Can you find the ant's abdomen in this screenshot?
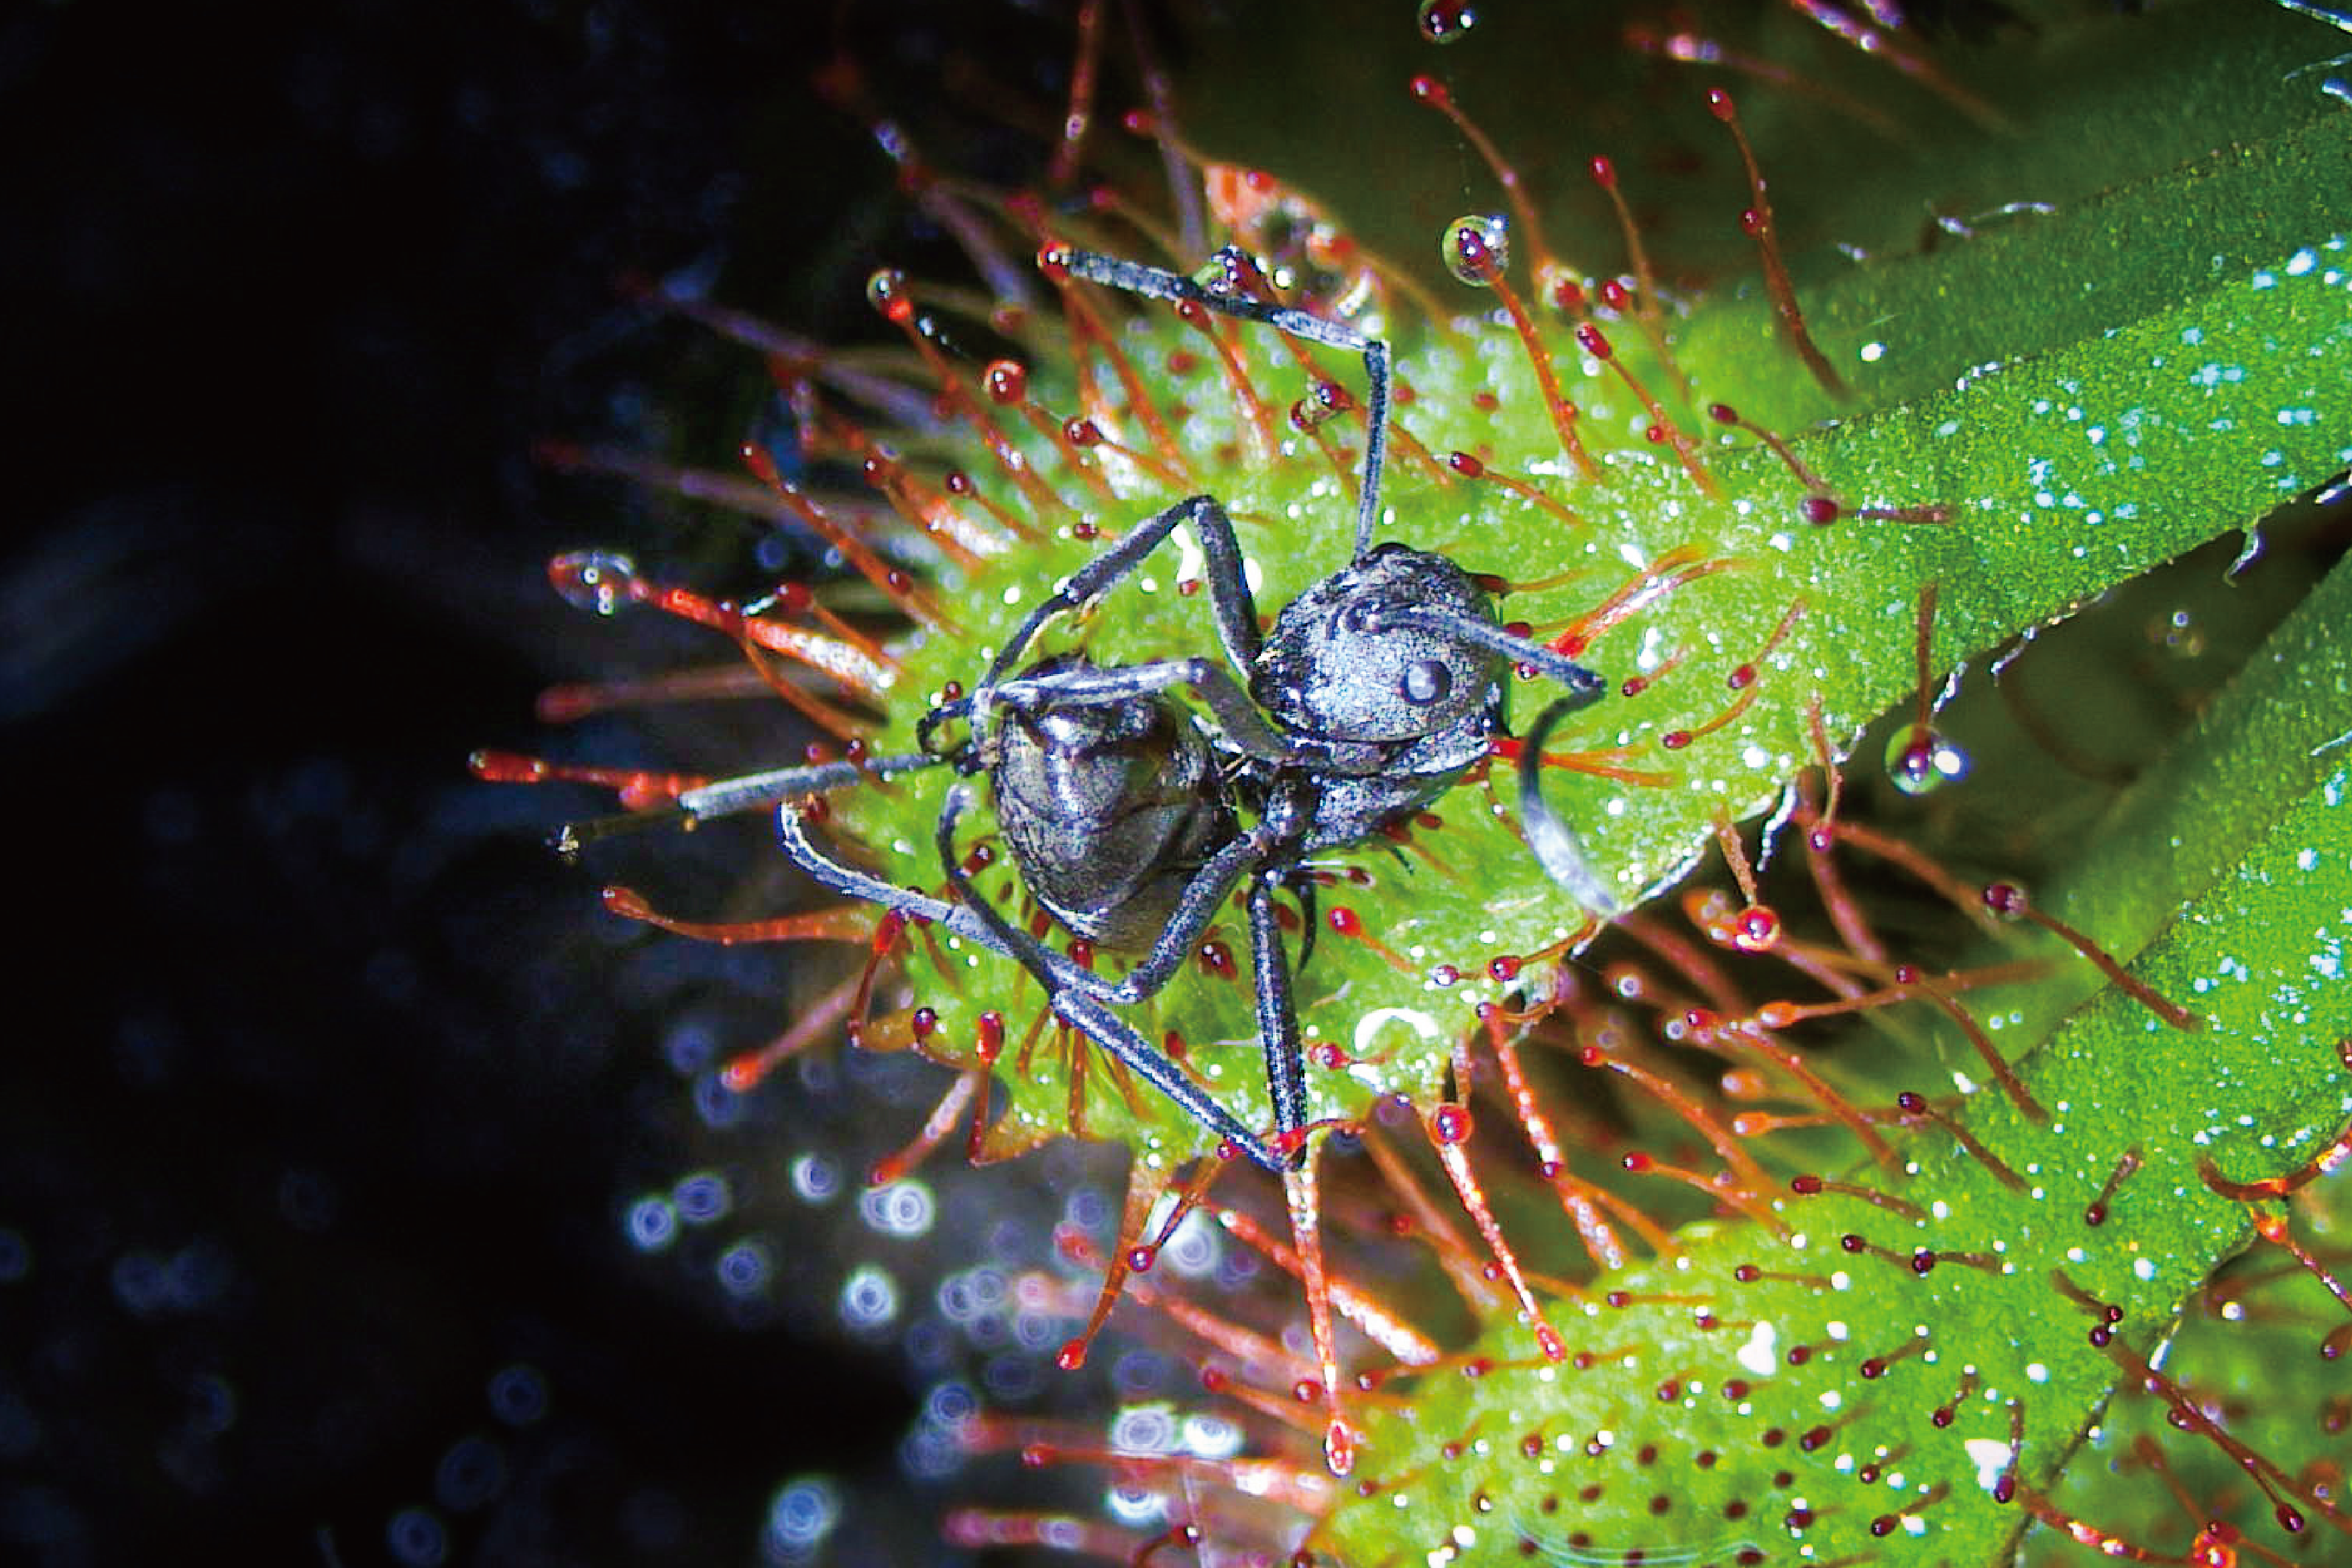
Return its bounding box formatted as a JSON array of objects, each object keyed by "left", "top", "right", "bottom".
[{"left": 992, "top": 679, "right": 1231, "bottom": 949}]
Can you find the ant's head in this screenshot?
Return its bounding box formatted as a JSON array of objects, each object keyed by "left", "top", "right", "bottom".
[{"left": 1251, "top": 544, "right": 1498, "bottom": 744}]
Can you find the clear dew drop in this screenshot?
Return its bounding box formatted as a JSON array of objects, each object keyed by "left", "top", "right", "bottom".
[
  {"left": 2149, "top": 608, "right": 2206, "bottom": 659},
  {"left": 1416, "top": 0, "right": 1479, "bottom": 44},
  {"left": 1441, "top": 212, "right": 1510, "bottom": 286},
  {"left": 1885, "top": 722, "right": 1971, "bottom": 796},
  {"left": 548, "top": 551, "right": 637, "bottom": 616}
]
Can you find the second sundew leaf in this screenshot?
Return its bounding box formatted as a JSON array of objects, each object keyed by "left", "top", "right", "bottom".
[
  {"left": 1685, "top": 52, "right": 2352, "bottom": 425},
  {"left": 1966, "top": 539, "right": 2352, "bottom": 1056},
  {"left": 1312, "top": 719, "right": 2352, "bottom": 1565}
]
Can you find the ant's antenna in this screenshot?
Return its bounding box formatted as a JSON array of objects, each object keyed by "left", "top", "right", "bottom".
[
  {"left": 1516, "top": 696, "right": 1622, "bottom": 919},
  {"left": 1052, "top": 247, "right": 1392, "bottom": 562},
  {"left": 1380, "top": 605, "right": 1604, "bottom": 694}
]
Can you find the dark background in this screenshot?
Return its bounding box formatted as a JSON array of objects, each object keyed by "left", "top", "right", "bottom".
[{"left": 1, "top": 3, "right": 1156, "bottom": 1563}]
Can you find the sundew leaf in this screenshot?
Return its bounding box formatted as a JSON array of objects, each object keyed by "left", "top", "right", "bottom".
[
  {"left": 1685, "top": 17, "right": 2352, "bottom": 421},
  {"left": 1970, "top": 524, "right": 2352, "bottom": 1052},
  {"left": 828, "top": 88, "right": 2352, "bottom": 1166},
  {"left": 1317, "top": 581, "right": 2352, "bottom": 1564}
]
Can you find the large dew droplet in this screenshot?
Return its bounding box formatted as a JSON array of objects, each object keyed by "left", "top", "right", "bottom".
[
  {"left": 1441, "top": 213, "right": 1510, "bottom": 286},
  {"left": 548, "top": 551, "right": 637, "bottom": 617},
  {"left": 1416, "top": 0, "right": 1479, "bottom": 44},
  {"left": 1884, "top": 721, "right": 1970, "bottom": 795}
]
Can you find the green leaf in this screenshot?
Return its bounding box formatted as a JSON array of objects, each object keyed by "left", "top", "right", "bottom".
[{"left": 1321, "top": 557, "right": 2352, "bottom": 1565}]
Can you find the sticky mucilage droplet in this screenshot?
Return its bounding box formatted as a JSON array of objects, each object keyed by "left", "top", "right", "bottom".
[
  {"left": 1884, "top": 722, "right": 1970, "bottom": 795},
  {"left": 1442, "top": 213, "right": 1510, "bottom": 287}
]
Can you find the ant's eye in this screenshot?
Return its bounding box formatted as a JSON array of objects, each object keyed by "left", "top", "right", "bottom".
[{"left": 1400, "top": 658, "right": 1453, "bottom": 706}]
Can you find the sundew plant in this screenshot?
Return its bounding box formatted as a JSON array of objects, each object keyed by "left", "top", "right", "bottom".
[{"left": 484, "top": 2, "right": 2352, "bottom": 1562}]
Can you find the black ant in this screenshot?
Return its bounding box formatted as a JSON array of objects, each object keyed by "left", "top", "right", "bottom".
[{"left": 770, "top": 243, "right": 1616, "bottom": 1172}]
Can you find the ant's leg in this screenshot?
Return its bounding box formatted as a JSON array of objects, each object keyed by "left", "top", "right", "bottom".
[
  {"left": 987, "top": 776, "right": 1328, "bottom": 1044},
  {"left": 783, "top": 800, "right": 1282, "bottom": 1170},
  {"left": 1164, "top": 492, "right": 1266, "bottom": 672},
  {"left": 1051, "top": 990, "right": 1284, "bottom": 1172},
  {"left": 913, "top": 693, "right": 980, "bottom": 763},
  {"left": 978, "top": 500, "right": 1187, "bottom": 695},
  {"left": 930, "top": 777, "right": 1268, "bottom": 1011},
  {"left": 1052, "top": 245, "right": 1391, "bottom": 563},
  {"left": 931, "top": 783, "right": 1130, "bottom": 1003},
  {"left": 978, "top": 494, "right": 1264, "bottom": 693},
  {"left": 992, "top": 658, "right": 1317, "bottom": 766},
  {"left": 783, "top": 783, "right": 1256, "bottom": 1022},
  {"left": 986, "top": 657, "right": 1335, "bottom": 770},
  {"left": 931, "top": 760, "right": 1305, "bottom": 1159},
  {"left": 1245, "top": 871, "right": 1309, "bottom": 1161},
  {"left": 1282, "top": 864, "right": 1320, "bottom": 973},
  {"left": 1068, "top": 781, "right": 1307, "bottom": 1014},
  {"left": 927, "top": 785, "right": 1286, "bottom": 1169},
  {"left": 1516, "top": 695, "right": 1623, "bottom": 919},
  {"left": 1093, "top": 830, "right": 1265, "bottom": 1005},
  {"left": 781, "top": 765, "right": 1290, "bottom": 1016},
  {"left": 776, "top": 801, "right": 1025, "bottom": 955}
]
